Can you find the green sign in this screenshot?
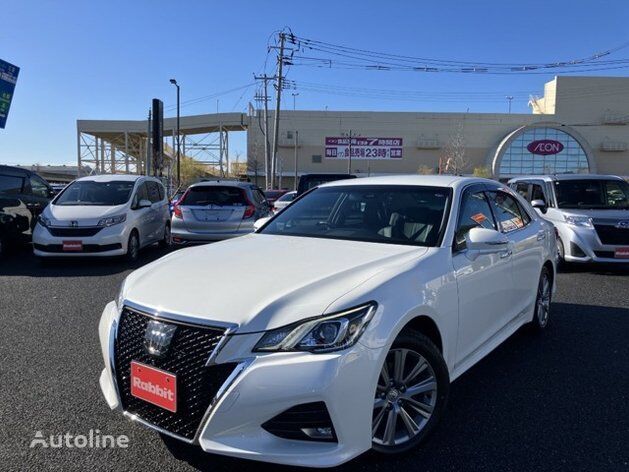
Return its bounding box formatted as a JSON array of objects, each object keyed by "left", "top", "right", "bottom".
[{"left": 0, "top": 59, "right": 20, "bottom": 129}]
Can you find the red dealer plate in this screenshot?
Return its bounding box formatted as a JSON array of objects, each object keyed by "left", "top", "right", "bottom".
[
  {"left": 130, "top": 361, "right": 177, "bottom": 413},
  {"left": 62, "top": 240, "right": 83, "bottom": 252},
  {"left": 615, "top": 247, "right": 629, "bottom": 259}
]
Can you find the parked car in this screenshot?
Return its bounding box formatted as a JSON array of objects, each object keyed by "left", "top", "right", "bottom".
[
  {"left": 171, "top": 180, "right": 272, "bottom": 244},
  {"left": 33, "top": 175, "right": 170, "bottom": 260},
  {"left": 98, "top": 175, "right": 556, "bottom": 467},
  {"left": 297, "top": 173, "right": 357, "bottom": 195},
  {"left": 509, "top": 174, "right": 629, "bottom": 263},
  {"left": 272, "top": 190, "right": 297, "bottom": 212},
  {"left": 0, "top": 165, "right": 55, "bottom": 255},
  {"left": 264, "top": 189, "right": 289, "bottom": 205}
]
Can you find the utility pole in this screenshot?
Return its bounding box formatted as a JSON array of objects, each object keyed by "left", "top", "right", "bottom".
[
  {"left": 254, "top": 74, "right": 273, "bottom": 189},
  {"left": 169, "top": 79, "right": 181, "bottom": 186},
  {"left": 294, "top": 130, "right": 299, "bottom": 190},
  {"left": 146, "top": 109, "right": 152, "bottom": 176},
  {"left": 506, "top": 96, "right": 514, "bottom": 114},
  {"left": 292, "top": 92, "right": 299, "bottom": 111},
  {"left": 271, "top": 32, "right": 286, "bottom": 189}
]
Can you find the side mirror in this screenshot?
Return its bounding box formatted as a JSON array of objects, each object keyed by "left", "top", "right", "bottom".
[
  {"left": 137, "top": 199, "right": 152, "bottom": 209},
  {"left": 253, "top": 216, "right": 271, "bottom": 231},
  {"left": 465, "top": 227, "right": 509, "bottom": 260},
  {"left": 530, "top": 199, "right": 547, "bottom": 214}
]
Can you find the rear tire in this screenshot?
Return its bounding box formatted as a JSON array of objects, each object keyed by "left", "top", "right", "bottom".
[
  {"left": 528, "top": 266, "right": 552, "bottom": 332},
  {"left": 372, "top": 331, "right": 449, "bottom": 455},
  {"left": 126, "top": 230, "right": 140, "bottom": 262}
]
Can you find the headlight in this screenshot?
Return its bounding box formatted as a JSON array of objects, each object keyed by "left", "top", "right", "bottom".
[
  {"left": 97, "top": 214, "right": 127, "bottom": 227},
  {"left": 253, "top": 302, "right": 377, "bottom": 353},
  {"left": 564, "top": 215, "right": 593, "bottom": 228},
  {"left": 38, "top": 215, "right": 51, "bottom": 227},
  {"left": 115, "top": 278, "right": 127, "bottom": 311}
]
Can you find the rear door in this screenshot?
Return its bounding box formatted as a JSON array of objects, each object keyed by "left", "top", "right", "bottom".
[
  {"left": 486, "top": 189, "right": 542, "bottom": 318},
  {"left": 145, "top": 181, "right": 165, "bottom": 241},
  {"left": 178, "top": 185, "right": 248, "bottom": 234},
  {"left": 0, "top": 173, "right": 31, "bottom": 239}
]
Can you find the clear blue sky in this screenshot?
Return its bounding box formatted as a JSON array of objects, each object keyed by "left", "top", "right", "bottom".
[{"left": 2, "top": 0, "right": 628, "bottom": 165}]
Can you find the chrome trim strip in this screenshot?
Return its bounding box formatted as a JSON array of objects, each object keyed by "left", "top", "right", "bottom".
[
  {"left": 108, "top": 318, "right": 121, "bottom": 406},
  {"left": 123, "top": 299, "right": 239, "bottom": 332},
  {"left": 192, "top": 357, "right": 254, "bottom": 443},
  {"left": 123, "top": 411, "right": 195, "bottom": 444}
]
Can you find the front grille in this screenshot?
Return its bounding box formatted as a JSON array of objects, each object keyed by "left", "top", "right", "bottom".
[
  {"left": 594, "top": 224, "right": 629, "bottom": 245},
  {"left": 262, "top": 402, "right": 337, "bottom": 442},
  {"left": 114, "top": 307, "right": 237, "bottom": 440},
  {"left": 594, "top": 251, "right": 616, "bottom": 258},
  {"left": 47, "top": 226, "right": 102, "bottom": 237}
]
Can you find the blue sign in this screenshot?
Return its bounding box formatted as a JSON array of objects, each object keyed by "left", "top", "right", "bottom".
[{"left": 0, "top": 59, "right": 20, "bottom": 129}]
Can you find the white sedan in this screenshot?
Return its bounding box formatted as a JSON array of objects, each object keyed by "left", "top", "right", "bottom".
[{"left": 98, "top": 175, "right": 556, "bottom": 467}]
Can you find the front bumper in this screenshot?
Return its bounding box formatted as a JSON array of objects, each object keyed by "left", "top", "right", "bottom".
[
  {"left": 98, "top": 301, "right": 383, "bottom": 467},
  {"left": 33, "top": 223, "right": 128, "bottom": 257},
  {"left": 557, "top": 222, "right": 629, "bottom": 263}
]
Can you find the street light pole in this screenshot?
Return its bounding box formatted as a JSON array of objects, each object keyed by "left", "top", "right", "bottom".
[
  {"left": 292, "top": 92, "right": 299, "bottom": 111},
  {"left": 170, "top": 79, "right": 181, "bottom": 187}
]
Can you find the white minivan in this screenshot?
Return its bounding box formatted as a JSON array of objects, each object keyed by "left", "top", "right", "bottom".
[{"left": 33, "top": 175, "right": 171, "bottom": 260}]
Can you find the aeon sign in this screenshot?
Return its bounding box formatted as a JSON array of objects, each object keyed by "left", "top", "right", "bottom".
[{"left": 527, "top": 140, "right": 564, "bottom": 155}]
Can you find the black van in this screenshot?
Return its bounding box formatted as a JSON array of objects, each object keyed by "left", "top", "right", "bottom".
[
  {"left": 296, "top": 173, "right": 357, "bottom": 196},
  {"left": 0, "top": 165, "right": 55, "bottom": 254}
]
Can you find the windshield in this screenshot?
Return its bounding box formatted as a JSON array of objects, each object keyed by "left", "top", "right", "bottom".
[
  {"left": 277, "top": 192, "right": 296, "bottom": 202},
  {"left": 555, "top": 179, "right": 629, "bottom": 209},
  {"left": 180, "top": 186, "right": 247, "bottom": 206},
  {"left": 260, "top": 185, "right": 451, "bottom": 247},
  {"left": 54, "top": 180, "right": 135, "bottom": 206}
]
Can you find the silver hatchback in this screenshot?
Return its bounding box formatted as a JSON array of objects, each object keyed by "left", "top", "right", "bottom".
[{"left": 171, "top": 180, "right": 272, "bottom": 244}]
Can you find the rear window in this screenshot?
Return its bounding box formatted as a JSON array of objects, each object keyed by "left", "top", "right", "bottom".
[{"left": 180, "top": 186, "right": 248, "bottom": 206}]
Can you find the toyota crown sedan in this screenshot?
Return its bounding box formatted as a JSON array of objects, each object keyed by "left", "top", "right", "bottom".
[{"left": 98, "top": 175, "right": 557, "bottom": 467}]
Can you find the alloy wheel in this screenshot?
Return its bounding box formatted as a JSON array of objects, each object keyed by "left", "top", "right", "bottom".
[
  {"left": 536, "top": 272, "right": 551, "bottom": 327},
  {"left": 372, "top": 348, "right": 438, "bottom": 447},
  {"left": 128, "top": 233, "right": 139, "bottom": 261}
]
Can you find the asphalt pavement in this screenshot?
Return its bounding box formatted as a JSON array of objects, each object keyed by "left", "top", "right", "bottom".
[{"left": 0, "top": 245, "right": 628, "bottom": 471}]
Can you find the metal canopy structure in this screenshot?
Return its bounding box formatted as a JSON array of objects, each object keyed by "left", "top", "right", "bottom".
[{"left": 77, "top": 112, "right": 247, "bottom": 178}]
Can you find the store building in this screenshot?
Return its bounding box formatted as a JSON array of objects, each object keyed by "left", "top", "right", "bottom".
[{"left": 248, "top": 76, "right": 629, "bottom": 187}]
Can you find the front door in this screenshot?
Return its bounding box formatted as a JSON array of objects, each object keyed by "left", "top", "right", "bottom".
[{"left": 452, "top": 185, "right": 515, "bottom": 366}]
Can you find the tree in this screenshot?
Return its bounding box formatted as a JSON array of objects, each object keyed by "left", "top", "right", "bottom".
[
  {"left": 417, "top": 165, "right": 435, "bottom": 175},
  {"left": 472, "top": 166, "right": 492, "bottom": 178},
  {"left": 440, "top": 121, "right": 468, "bottom": 175}
]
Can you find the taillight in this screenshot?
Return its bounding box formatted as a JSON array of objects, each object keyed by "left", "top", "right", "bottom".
[
  {"left": 173, "top": 205, "right": 183, "bottom": 219},
  {"left": 243, "top": 204, "right": 255, "bottom": 219}
]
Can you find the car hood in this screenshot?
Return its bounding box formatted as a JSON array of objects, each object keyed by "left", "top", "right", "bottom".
[
  {"left": 46, "top": 204, "right": 127, "bottom": 226},
  {"left": 123, "top": 234, "right": 427, "bottom": 333}
]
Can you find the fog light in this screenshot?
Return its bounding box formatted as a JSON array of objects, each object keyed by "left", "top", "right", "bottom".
[{"left": 301, "top": 427, "right": 333, "bottom": 439}]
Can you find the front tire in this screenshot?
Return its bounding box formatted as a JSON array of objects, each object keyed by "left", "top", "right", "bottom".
[
  {"left": 372, "top": 331, "right": 449, "bottom": 454},
  {"left": 126, "top": 230, "right": 140, "bottom": 262}
]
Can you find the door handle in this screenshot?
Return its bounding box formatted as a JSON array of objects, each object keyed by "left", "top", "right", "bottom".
[
  {"left": 537, "top": 231, "right": 546, "bottom": 241},
  {"left": 500, "top": 249, "right": 512, "bottom": 259}
]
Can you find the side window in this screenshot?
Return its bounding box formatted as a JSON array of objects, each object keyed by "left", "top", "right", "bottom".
[
  {"left": 515, "top": 182, "right": 530, "bottom": 201},
  {"left": 487, "top": 191, "right": 530, "bottom": 233},
  {"left": 0, "top": 174, "right": 24, "bottom": 194},
  {"left": 157, "top": 182, "right": 165, "bottom": 201},
  {"left": 146, "top": 181, "right": 161, "bottom": 203},
  {"left": 132, "top": 182, "right": 149, "bottom": 208},
  {"left": 455, "top": 190, "right": 497, "bottom": 250},
  {"left": 531, "top": 183, "right": 546, "bottom": 203},
  {"left": 30, "top": 175, "right": 50, "bottom": 198},
  {"left": 254, "top": 189, "right": 267, "bottom": 205}
]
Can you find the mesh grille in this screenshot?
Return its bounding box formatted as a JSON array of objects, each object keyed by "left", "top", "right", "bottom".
[
  {"left": 114, "top": 307, "right": 237, "bottom": 440},
  {"left": 47, "top": 227, "right": 102, "bottom": 237},
  {"left": 595, "top": 225, "right": 629, "bottom": 245}
]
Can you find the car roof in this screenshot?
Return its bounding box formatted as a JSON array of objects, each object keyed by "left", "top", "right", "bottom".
[
  {"left": 319, "top": 174, "right": 489, "bottom": 189},
  {"left": 75, "top": 174, "right": 148, "bottom": 183},
  {"left": 0, "top": 164, "right": 31, "bottom": 176},
  {"left": 189, "top": 180, "right": 253, "bottom": 188},
  {"left": 509, "top": 174, "right": 625, "bottom": 183}
]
